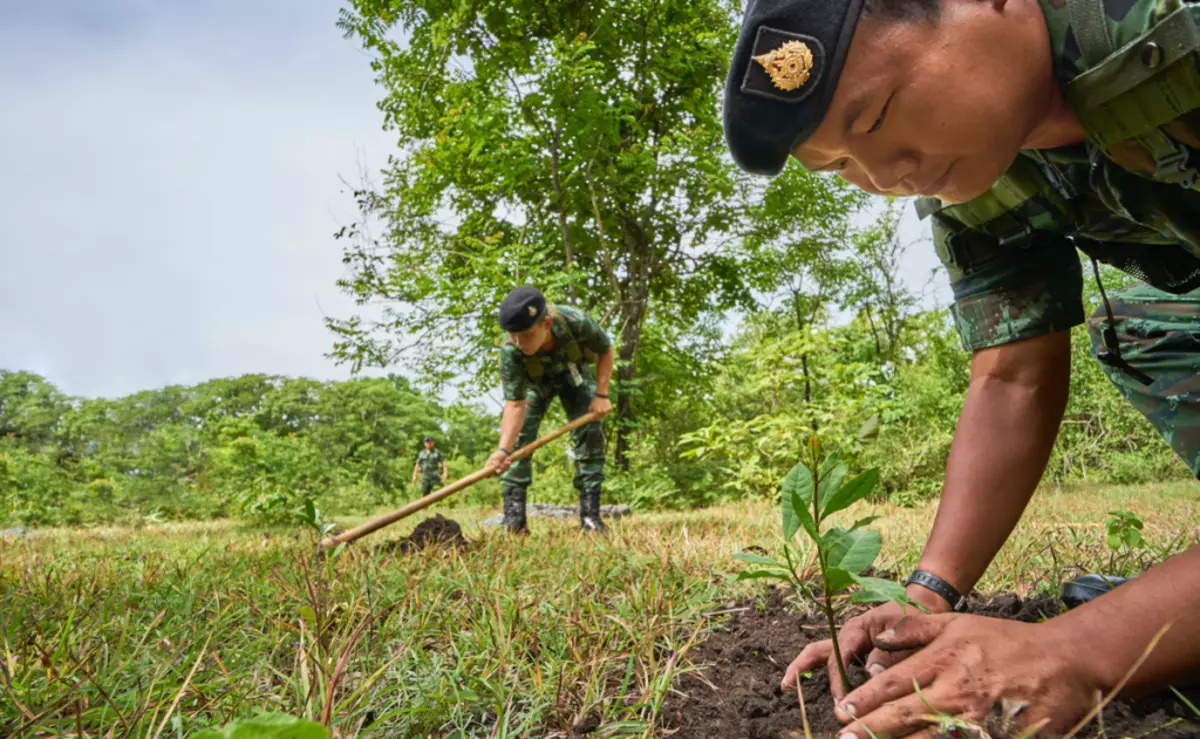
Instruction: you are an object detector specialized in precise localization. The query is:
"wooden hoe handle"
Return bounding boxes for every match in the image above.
[320,411,602,548]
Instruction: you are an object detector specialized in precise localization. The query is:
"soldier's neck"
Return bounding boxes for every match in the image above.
[1023,83,1087,151]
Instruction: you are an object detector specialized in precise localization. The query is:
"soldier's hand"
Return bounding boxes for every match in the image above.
[411,476,418,486]
[589,395,612,419]
[486,449,513,474]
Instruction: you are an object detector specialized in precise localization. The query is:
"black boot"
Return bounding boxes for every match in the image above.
[579,488,607,533]
[501,486,528,535]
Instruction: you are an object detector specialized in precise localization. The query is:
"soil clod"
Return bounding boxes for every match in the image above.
[375,514,469,554]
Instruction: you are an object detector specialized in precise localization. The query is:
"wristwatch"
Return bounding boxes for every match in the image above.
[906,570,969,612]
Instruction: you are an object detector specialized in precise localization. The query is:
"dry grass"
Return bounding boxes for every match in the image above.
[1,481,1195,737]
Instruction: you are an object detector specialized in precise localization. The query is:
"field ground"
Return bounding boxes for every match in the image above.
[1,482,1197,738]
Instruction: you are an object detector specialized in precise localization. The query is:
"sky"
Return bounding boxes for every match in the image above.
[0,1,948,401]
[0,0,391,399]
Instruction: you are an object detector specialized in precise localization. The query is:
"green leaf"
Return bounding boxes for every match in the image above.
[826,529,881,576]
[819,462,847,515]
[848,575,909,605]
[824,567,856,595]
[737,570,790,582]
[1106,532,1122,551]
[858,414,881,440]
[821,468,879,518]
[192,713,330,739]
[733,552,785,568]
[848,515,880,531]
[782,461,817,541]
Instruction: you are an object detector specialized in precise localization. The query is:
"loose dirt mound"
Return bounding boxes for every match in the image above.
[382,514,468,554]
[660,588,1199,738]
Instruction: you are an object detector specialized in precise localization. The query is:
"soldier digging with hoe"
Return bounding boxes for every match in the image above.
[411,435,448,496]
[485,287,615,533]
[725,0,1200,735]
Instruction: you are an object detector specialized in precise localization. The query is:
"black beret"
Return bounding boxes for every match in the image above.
[724,0,866,176]
[498,286,547,331]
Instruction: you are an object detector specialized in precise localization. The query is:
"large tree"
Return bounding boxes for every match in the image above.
[330,0,861,464]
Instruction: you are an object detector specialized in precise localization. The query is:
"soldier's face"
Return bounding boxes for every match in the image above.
[509,316,553,356]
[425,440,434,449]
[791,0,1062,204]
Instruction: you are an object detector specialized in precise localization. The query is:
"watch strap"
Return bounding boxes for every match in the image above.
[906,570,968,612]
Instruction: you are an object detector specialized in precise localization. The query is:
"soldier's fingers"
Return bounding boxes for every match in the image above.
[864,646,914,677]
[826,624,874,702]
[782,640,832,690]
[838,689,961,739]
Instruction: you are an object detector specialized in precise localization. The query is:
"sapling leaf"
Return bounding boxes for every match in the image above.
[781,461,815,540]
[819,454,847,512]
[790,490,820,542]
[826,529,881,576]
[824,567,856,595]
[822,468,879,517]
[849,575,909,604]
[733,552,786,568]
[849,515,880,531]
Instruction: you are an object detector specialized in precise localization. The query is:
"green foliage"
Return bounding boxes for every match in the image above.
[1105,509,1145,552]
[192,713,329,739]
[0,371,498,527]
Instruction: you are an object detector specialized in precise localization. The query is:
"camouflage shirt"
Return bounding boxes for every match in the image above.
[416,448,445,476]
[499,304,613,401]
[931,0,1200,351]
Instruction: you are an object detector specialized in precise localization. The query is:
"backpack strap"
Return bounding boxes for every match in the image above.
[1067,0,1114,67]
[1065,4,1200,187]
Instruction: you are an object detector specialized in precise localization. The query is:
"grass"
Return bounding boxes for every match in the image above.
[1,481,1196,738]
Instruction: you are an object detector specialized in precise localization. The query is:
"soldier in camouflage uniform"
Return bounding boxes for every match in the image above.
[411,436,448,495]
[724,0,1200,735]
[485,286,615,534]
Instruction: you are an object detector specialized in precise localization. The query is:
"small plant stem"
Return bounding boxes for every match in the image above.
[822,585,852,696]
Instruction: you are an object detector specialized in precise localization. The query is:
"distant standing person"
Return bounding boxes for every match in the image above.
[412,436,448,495]
[486,287,614,534]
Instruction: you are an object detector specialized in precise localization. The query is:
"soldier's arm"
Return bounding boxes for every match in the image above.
[917,331,1071,598]
[486,400,527,474]
[441,453,449,478]
[594,346,614,397]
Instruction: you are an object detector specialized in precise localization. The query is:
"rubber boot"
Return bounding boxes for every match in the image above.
[1062,573,1129,609]
[579,488,607,533]
[501,486,528,535]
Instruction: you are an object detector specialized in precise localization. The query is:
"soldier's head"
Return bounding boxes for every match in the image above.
[423,435,435,449]
[499,286,553,356]
[725,0,1064,204]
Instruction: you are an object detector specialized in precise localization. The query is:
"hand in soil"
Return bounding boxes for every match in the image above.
[782,594,948,701]
[832,612,1102,738]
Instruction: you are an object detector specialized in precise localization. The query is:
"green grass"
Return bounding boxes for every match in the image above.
[1,482,1196,738]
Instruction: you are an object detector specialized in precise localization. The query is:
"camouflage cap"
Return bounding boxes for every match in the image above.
[423,435,435,442]
[724,0,866,176]
[499,286,547,331]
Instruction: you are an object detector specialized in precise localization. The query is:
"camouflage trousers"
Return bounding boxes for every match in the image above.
[420,474,443,495]
[499,378,606,492]
[1087,283,1200,477]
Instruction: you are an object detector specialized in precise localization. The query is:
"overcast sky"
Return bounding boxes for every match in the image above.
[0,1,947,401]
[0,0,391,399]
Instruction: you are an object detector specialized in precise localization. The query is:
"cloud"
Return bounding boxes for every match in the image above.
[0,0,392,398]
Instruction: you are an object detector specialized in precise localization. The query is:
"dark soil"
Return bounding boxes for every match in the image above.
[377,514,469,554]
[660,588,1200,738]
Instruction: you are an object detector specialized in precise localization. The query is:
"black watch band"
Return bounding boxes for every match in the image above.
[906,570,968,612]
[594,392,609,399]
